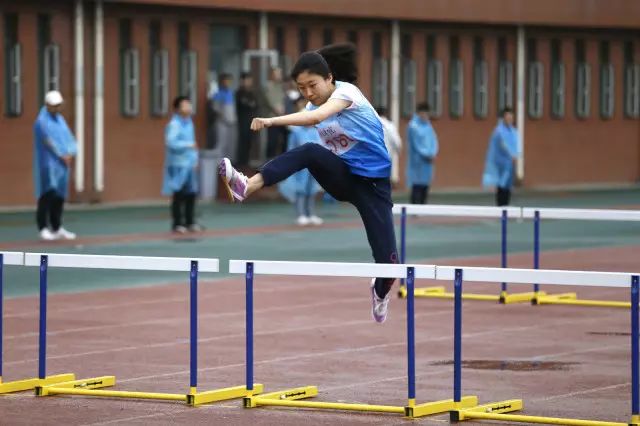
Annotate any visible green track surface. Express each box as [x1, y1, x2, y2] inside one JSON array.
[[1, 188, 639, 297]]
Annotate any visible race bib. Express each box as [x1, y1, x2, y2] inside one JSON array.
[[316, 119, 358, 155]]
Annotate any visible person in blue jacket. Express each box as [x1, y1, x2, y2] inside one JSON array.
[[163, 96, 202, 233], [482, 107, 520, 206], [33, 90, 78, 241], [406, 103, 439, 204], [278, 96, 323, 226]]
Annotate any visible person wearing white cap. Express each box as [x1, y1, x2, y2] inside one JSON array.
[[33, 90, 78, 240]]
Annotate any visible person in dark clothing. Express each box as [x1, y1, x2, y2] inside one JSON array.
[[235, 72, 258, 166]]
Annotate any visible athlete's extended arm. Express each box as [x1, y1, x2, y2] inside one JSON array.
[[250, 98, 351, 131]]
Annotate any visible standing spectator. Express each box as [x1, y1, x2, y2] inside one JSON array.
[[482, 107, 520, 206], [406, 103, 439, 204], [263, 66, 287, 157], [162, 96, 202, 233], [212, 73, 238, 161], [33, 90, 78, 241], [375, 107, 402, 185], [278, 96, 324, 226], [236, 72, 258, 166]]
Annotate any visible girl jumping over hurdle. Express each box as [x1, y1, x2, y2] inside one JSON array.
[[219, 44, 398, 323]]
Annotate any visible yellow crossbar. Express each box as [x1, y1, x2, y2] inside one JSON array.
[[47, 387, 187, 401], [537, 295, 630, 308], [253, 397, 405, 413], [461, 411, 625, 426], [247, 385, 477, 418], [0, 374, 75, 394]]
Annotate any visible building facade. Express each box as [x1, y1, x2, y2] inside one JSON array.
[[0, 0, 638, 206]]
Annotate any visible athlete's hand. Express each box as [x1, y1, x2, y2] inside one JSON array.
[[250, 117, 273, 131]]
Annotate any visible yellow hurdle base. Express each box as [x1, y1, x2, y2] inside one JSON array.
[[245, 385, 478, 418], [397, 286, 541, 304], [37, 376, 262, 405], [452, 399, 626, 426], [0, 373, 75, 394], [534, 293, 630, 308]]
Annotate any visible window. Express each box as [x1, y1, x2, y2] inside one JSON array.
[[575, 39, 591, 119], [4, 13, 21, 116], [298, 28, 308, 54], [449, 36, 463, 118], [473, 37, 488, 118], [599, 41, 614, 119], [497, 36, 513, 114], [180, 51, 197, 112], [372, 59, 388, 108], [149, 21, 168, 116], [401, 34, 416, 117], [624, 41, 640, 119], [178, 22, 197, 112], [209, 25, 245, 92], [426, 35, 442, 117], [122, 48, 140, 117], [527, 39, 544, 119], [43, 45, 60, 93], [323, 28, 333, 46], [275, 26, 291, 75], [550, 39, 565, 118], [120, 19, 139, 117], [347, 31, 358, 45], [371, 32, 387, 108], [38, 14, 60, 103]]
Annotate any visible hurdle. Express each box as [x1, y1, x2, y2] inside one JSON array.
[[28, 252, 262, 405], [394, 204, 538, 304], [229, 259, 479, 418], [0, 251, 75, 394], [441, 264, 638, 426], [523, 207, 640, 308]]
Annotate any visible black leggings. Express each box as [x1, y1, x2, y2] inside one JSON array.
[[496, 187, 511, 206], [172, 188, 196, 228], [261, 143, 398, 298], [37, 190, 64, 231], [410, 184, 430, 204]]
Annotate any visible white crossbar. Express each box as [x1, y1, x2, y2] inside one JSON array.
[[24, 253, 219, 272], [0, 251, 24, 266], [229, 260, 435, 279], [392, 204, 521, 218], [522, 207, 640, 221], [435, 266, 633, 288]]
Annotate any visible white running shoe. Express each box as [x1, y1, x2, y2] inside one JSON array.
[[173, 225, 188, 234], [55, 227, 77, 240], [370, 278, 391, 323], [219, 158, 249, 202], [39, 228, 57, 241], [296, 215, 311, 226], [308, 215, 324, 226]]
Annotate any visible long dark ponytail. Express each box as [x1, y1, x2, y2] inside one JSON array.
[[290, 43, 358, 84]]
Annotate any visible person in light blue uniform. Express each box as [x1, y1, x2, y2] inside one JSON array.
[[163, 96, 201, 233], [33, 90, 78, 241], [278, 96, 323, 226], [406, 103, 439, 204], [218, 44, 398, 323], [482, 107, 520, 206], [211, 73, 237, 161]]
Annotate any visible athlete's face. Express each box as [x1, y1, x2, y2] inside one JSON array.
[[295, 71, 334, 106]]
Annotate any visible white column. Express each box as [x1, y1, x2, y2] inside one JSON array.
[[74, 0, 84, 193], [516, 25, 525, 180], [390, 20, 401, 129], [259, 12, 268, 50], [94, 0, 104, 192]]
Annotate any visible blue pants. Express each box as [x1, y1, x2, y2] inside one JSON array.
[[261, 143, 398, 297]]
